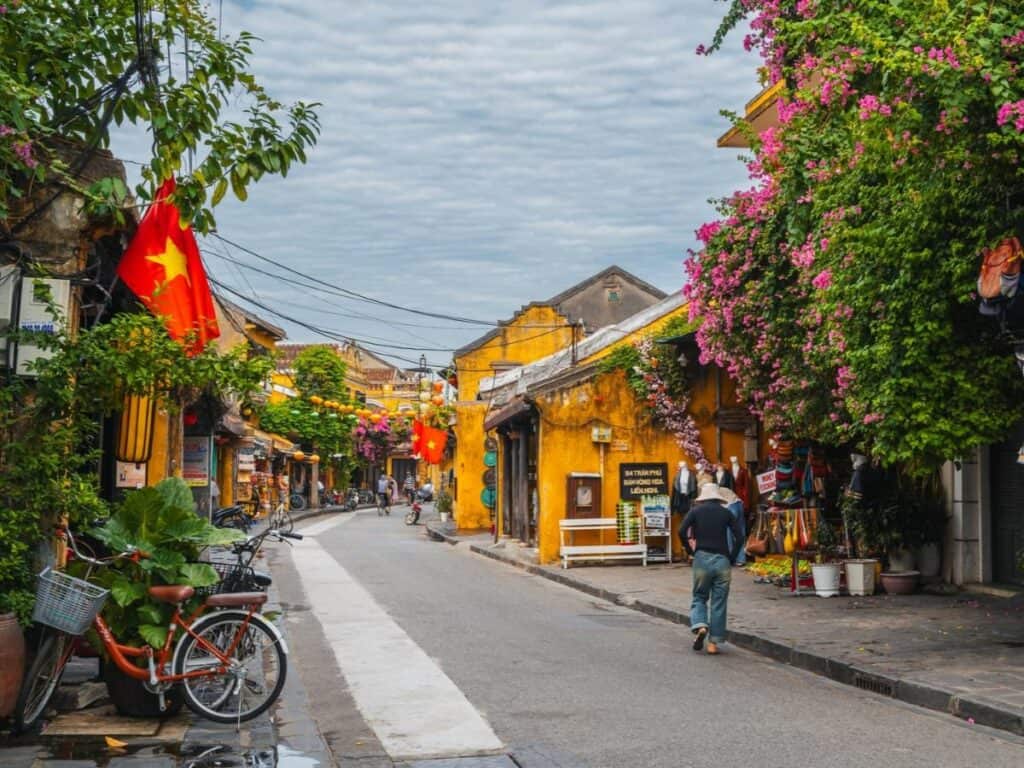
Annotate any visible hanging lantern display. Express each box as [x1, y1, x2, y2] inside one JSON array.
[[293, 450, 305, 462], [370, 413, 382, 424], [310, 454, 320, 463], [431, 394, 444, 406], [116, 392, 157, 463], [419, 391, 430, 403], [419, 403, 432, 416], [432, 380, 444, 393], [310, 395, 323, 406]]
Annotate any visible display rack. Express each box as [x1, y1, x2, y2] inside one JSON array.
[[639, 494, 672, 563]]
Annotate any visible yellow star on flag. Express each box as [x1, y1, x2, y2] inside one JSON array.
[[426, 439, 436, 451], [411, 433, 420, 444], [146, 236, 191, 289]]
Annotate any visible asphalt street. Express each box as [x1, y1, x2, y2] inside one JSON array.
[[277, 509, 1024, 768]]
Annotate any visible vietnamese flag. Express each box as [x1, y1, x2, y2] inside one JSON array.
[[117, 178, 220, 353], [421, 424, 448, 465]]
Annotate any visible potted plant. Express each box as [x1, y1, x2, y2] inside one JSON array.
[[81, 478, 243, 716], [435, 489, 453, 524], [811, 516, 842, 597]]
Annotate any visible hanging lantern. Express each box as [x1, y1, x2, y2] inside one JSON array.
[[370, 413, 382, 424], [430, 394, 443, 406], [310, 395, 324, 406], [419, 403, 431, 416], [419, 391, 430, 403], [432, 380, 444, 393], [419, 378, 430, 391], [293, 450, 305, 462], [116, 392, 156, 463], [310, 454, 320, 463]]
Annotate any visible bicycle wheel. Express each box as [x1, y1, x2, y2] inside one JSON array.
[[174, 613, 286, 723], [15, 629, 72, 733], [289, 493, 306, 511]]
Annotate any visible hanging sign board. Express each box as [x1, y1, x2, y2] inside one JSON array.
[[756, 469, 777, 495], [237, 445, 256, 473], [591, 426, 612, 443], [619, 462, 669, 499], [182, 436, 211, 487]]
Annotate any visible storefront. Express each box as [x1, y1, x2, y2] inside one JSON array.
[[990, 420, 1024, 585]]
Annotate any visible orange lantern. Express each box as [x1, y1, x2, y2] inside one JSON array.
[[431, 394, 444, 406], [432, 380, 444, 393], [293, 451, 305, 462], [310, 395, 323, 406], [370, 413, 382, 424], [309, 454, 320, 463]]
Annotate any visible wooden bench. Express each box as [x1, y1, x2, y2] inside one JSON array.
[[559, 517, 647, 569]]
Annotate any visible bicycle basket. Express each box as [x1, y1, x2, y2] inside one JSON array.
[[195, 561, 263, 597], [32, 567, 110, 635]]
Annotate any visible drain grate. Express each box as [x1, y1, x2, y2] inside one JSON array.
[[853, 673, 895, 697]]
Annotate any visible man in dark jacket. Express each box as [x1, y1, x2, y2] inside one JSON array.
[[680, 476, 743, 654]]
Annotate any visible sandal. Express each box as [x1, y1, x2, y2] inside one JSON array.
[[706, 642, 720, 655], [692, 627, 707, 651]]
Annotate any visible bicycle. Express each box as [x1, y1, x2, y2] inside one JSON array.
[[269, 500, 294, 533], [15, 527, 300, 732]]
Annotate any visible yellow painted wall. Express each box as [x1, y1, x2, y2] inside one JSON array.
[[453, 305, 576, 530], [533, 368, 748, 564]]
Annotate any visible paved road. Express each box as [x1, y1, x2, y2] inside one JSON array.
[[278, 510, 1024, 768]]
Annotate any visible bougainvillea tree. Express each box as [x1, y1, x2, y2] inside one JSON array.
[[687, 1, 1024, 470]]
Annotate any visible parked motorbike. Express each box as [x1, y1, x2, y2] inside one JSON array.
[[404, 499, 423, 525], [343, 489, 360, 512], [415, 484, 434, 502], [212, 503, 255, 532]]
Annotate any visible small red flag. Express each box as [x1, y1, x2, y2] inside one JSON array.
[[117, 178, 220, 353], [421, 424, 448, 465]]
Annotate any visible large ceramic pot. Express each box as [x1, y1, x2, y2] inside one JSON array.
[[0, 612, 26, 719], [879, 570, 920, 595], [103, 661, 183, 718], [811, 563, 842, 597], [845, 559, 878, 596]]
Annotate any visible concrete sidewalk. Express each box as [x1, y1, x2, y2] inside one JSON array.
[[427, 522, 1024, 737]]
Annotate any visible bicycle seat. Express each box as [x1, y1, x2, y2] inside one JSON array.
[[204, 592, 268, 608], [149, 585, 196, 603]]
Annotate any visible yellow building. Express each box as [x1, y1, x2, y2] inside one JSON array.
[[479, 293, 760, 565], [452, 266, 667, 531]]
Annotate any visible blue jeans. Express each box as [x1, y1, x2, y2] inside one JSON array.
[[691, 551, 732, 643]]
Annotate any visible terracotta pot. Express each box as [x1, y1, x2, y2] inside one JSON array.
[[879, 570, 920, 595], [0, 612, 26, 719]]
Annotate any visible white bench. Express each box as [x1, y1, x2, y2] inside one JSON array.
[[559, 517, 647, 569]]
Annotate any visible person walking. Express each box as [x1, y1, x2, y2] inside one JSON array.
[[376, 473, 392, 515], [680, 474, 743, 655], [403, 473, 416, 505]]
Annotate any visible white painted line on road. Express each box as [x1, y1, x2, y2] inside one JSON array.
[[297, 513, 355, 537], [288, 537, 504, 760]]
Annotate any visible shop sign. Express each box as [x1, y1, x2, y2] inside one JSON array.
[[756, 469, 777, 494], [619, 462, 669, 499], [237, 445, 256, 472], [610, 440, 630, 452], [115, 461, 146, 489], [182, 436, 211, 487], [591, 426, 612, 443]]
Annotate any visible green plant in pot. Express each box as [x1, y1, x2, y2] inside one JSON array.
[[78, 478, 243, 715], [435, 489, 453, 519]]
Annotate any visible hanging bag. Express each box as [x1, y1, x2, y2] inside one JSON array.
[[745, 508, 769, 557], [978, 237, 1023, 300]]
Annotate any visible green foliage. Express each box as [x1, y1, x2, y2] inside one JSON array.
[[293, 346, 349, 401], [692, 0, 1024, 471], [85, 478, 241, 652], [0, 311, 270, 625], [435, 489, 453, 515], [0, 0, 320, 231]]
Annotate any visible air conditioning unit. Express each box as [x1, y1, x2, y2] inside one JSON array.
[[13, 276, 72, 377], [0, 265, 17, 368]]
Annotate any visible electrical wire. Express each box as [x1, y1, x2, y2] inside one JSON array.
[[210, 233, 570, 329]]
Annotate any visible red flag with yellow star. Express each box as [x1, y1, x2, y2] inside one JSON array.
[[421, 424, 448, 465], [411, 419, 425, 458], [117, 178, 220, 353]]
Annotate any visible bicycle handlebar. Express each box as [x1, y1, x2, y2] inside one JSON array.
[[60, 527, 145, 566], [281, 531, 303, 540]]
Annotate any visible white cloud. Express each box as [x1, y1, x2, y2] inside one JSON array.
[[112, 0, 759, 367]]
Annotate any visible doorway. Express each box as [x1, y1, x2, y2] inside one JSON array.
[[991, 421, 1024, 585]]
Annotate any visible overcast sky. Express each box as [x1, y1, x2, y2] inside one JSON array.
[[115, 1, 757, 371]]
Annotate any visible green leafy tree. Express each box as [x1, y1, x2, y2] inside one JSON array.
[[0, 0, 319, 231], [688, 1, 1024, 472], [258, 346, 356, 474]]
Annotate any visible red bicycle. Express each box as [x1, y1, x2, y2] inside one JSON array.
[[15, 527, 297, 732]]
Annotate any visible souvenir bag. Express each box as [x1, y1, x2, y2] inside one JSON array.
[[745, 509, 768, 557], [978, 237, 1022, 300]]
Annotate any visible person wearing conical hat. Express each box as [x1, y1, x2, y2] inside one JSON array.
[[680, 472, 743, 655]]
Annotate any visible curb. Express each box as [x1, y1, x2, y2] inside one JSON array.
[[424, 520, 460, 545], [465, 542, 1024, 737]]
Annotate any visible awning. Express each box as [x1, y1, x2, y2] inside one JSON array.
[[483, 396, 533, 431], [249, 428, 296, 453]]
